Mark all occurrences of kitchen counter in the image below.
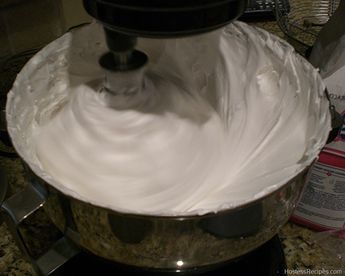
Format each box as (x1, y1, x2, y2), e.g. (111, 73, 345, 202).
(1, 21, 345, 276)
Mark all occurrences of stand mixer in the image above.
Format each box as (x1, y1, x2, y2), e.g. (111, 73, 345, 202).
(1, 0, 332, 275)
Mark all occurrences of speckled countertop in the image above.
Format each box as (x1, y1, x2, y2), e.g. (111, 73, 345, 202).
(1, 21, 345, 276)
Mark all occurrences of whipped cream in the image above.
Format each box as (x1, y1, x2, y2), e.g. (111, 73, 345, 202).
(6, 22, 331, 216)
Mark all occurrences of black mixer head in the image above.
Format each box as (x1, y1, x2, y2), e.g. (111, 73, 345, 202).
(83, 0, 247, 37)
(83, 0, 247, 71)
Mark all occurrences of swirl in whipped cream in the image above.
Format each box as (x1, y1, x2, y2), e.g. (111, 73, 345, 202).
(7, 22, 331, 215)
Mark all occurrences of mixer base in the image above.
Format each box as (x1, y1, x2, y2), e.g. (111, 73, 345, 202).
(50, 235, 286, 276)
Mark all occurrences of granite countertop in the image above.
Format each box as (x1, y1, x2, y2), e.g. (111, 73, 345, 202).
(1, 21, 345, 276)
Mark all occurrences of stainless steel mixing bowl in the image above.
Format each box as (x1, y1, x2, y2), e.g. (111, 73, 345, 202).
(1, 160, 308, 273)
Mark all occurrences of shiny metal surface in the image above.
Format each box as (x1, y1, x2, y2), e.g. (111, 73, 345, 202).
(13, 162, 308, 272)
(0, 173, 80, 276)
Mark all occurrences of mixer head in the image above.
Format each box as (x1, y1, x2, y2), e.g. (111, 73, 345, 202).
(83, 0, 247, 72)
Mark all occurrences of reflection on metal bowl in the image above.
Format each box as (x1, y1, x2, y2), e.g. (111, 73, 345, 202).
(7, 162, 307, 272)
